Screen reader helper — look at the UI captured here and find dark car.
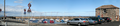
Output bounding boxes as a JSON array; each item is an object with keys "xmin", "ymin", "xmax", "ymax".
[
  {"xmin": 101, "ymin": 17, "xmax": 111, "ymax": 22},
  {"xmin": 89, "ymin": 17, "xmax": 104, "ymax": 24}
]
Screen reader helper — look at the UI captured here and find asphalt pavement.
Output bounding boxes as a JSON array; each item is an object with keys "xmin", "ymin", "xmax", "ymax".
[
  {"xmin": 0, "ymin": 19, "xmax": 120, "ymax": 26},
  {"xmin": 35, "ymin": 21, "xmax": 120, "ymax": 26}
]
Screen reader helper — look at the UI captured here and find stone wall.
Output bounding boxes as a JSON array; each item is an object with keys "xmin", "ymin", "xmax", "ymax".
[{"xmin": 96, "ymin": 8, "xmax": 119, "ymax": 21}]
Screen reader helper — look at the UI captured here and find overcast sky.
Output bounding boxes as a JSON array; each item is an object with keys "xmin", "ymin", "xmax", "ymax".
[{"xmin": 0, "ymin": 0, "xmax": 120, "ymax": 16}]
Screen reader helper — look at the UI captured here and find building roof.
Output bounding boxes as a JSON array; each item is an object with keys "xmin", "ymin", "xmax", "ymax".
[{"xmin": 96, "ymin": 5, "xmax": 119, "ymax": 10}]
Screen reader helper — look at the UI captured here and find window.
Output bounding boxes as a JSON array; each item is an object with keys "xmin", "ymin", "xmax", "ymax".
[
  {"xmin": 103, "ymin": 9, "xmax": 107, "ymax": 13},
  {"xmin": 74, "ymin": 19, "xmax": 79, "ymax": 21},
  {"xmin": 88, "ymin": 18, "xmax": 92, "ymax": 20},
  {"xmin": 86, "ymin": 19, "xmax": 88, "ymax": 20},
  {"xmin": 71, "ymin": 19, "xmax": 74, "ymax": 21},
  {"xmin": 80, "ymin": 18, "xmax": 86, "ymax": 20},
  {"xmin": 91, "ymin": 18, "xmax": 98, "ymax": 20}
]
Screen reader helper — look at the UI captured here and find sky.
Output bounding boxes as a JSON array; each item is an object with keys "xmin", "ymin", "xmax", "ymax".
[{"xmin": 0, "ymin": 0, "xmax": 120, "ymax": 16}]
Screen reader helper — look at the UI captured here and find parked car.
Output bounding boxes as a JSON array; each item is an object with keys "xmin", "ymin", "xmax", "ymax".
[
  {"xmin": 89, "ymin": 17, "xmax": 104, "ymax": 24},
  {"xmin": 85, "ymin": 18, "xmax": 98, "ymax": 24},
  {"xmin": 67, "ymin": 18, "xmax": 89, "ymax": 26},
  {"xmin": 101, "ymin": 17, "xmax": 112, "ymax": 22}
]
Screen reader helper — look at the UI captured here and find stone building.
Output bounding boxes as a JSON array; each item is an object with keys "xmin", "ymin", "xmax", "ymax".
[{"xmin": 96, "ymin": 5, "xmax": 119, "ymax": 21}]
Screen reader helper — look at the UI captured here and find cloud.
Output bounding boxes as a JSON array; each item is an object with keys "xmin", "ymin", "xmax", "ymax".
[{"xmin": 14, "ymin": 0, "xmax": 23, "ymax": 3}]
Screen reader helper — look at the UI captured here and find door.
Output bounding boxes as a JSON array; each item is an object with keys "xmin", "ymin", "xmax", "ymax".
[
  {"xmin": 73, "ymin": 18, "xmax": 80, "ymax": 24},
  {"xmin": 69, "ymin": 19, "xmax": 75, "ymax": 24}
]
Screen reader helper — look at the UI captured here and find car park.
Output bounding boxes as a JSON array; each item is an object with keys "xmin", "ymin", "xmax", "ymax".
[
  {"xmin": 101, "ymin": 17, "xmax": 112, "ymax": 22},
  {"xmin": 89, "ymin": 17, "xmax": 104, "ymax": 24},
  {"xmin": 85, "ymin": 18, "xmax": 98, "ymax": 24},
  {"xmin": 67, "ymin": 18, "xmax": 89, "ymax": 26}
]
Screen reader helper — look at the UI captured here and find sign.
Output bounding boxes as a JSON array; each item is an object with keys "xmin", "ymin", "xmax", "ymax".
[
  {"xmin": 24, "ymin": 12, "xmax": 26, "ymax": 14},
  {"xmin": 24, "ymin": 9, "xmax": 26, "ymax": 12},
  {"xmin": 27, "ymin": 3, "xmax": 32, "ymax": 12},
  {"xmin": 97, "ymin": 15, "xmax": 100, "ymax": 17},
  {"xmin": 27, "ymin": 9, "xmax": 31, "ymax": 12},
  {"xmin": 28, "ymin": 3, "xmax": 31, "ymax": 7},
  {"xmin": 24, "ymin": 9, "xmax": 26, "ymax": 14}
]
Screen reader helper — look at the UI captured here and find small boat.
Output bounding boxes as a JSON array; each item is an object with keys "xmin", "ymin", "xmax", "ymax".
[
  {"xmin": 38, "ymin": 19, "xmax": 42, "ymax": 23},
  {"xmin": 55, "ymin": 18, "xmax": 60, "ymax": 22},
  {"xmin": 30, "ymin": 18, "xmax": 36, "ymax": 20},
  {"xmin": 50, "ymin": 18, "xmax": 54, "ymax": 23},
  {"xmin": 41, "ymin": 18, "xmax": 44, "ymax": 21},
  {"xmin": 61, "ymin": 18, "xmax": 65, "ymax": 22},
  {"xmin": 50, "ymin": 18, "xmax": 54, "ymax": 20},
  {"xmin": 42, "ymin": 19, "xmax": 48, "ymax": 23},
  {"xmin": 18, "ymin": 18, "xmax": 21, "ymax": 20},
  {"xmin": 64, "ymin": 18, "xmax": 69, "ymax": 22}
]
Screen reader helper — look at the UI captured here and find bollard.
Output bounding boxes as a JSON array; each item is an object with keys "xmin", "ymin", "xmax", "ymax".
[
  {"xmin": 28, "ymin": 19, "xmax": 30, "ymax": 26},
  {"xmin": 5, "ymin": 22, "xmax": 7, "ymax": 26}
]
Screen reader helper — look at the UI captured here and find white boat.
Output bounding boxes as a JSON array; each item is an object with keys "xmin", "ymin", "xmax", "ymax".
[
  {"xmin": 64, "ymin": 18, "xmax": 69, "ymax": 22},
  {"xmin": 61, "ymin": 18, "xmax": 69, "ymax": 22},
  {"xmin": 30, "ymin": 18, "xmax": 36, "ymax": 20},
  {"xmin": 41, "ymin": 18, "xmax": 44, "ymax": 21},
  {"xmin": 25, "ymin": 19, "xmax": 29, "ymax": 22},
  {"xmin": 38, "ymin": 19, "xmax": 42, "ymax": 23},
  {"xmin": 50, "ymin": 18, "xmax": 54, "ymax": 20},
  {"xmin": 55, "ymin": 18, "xmax": 60, "ymax": 22}
]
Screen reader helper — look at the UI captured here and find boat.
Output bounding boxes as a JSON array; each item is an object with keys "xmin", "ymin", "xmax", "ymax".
[
  {"xmin": 55, "ymin": 18, "xmax": 60, "ymax": 22},
  {"xmin": 50, "ymin": 18, "xmax": 54, "ymax": 23}
]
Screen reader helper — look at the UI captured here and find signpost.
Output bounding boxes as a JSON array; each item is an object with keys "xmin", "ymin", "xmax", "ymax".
[{"xmin": 27, "ymin": 3, "xmax": 32, "ymax": 26}]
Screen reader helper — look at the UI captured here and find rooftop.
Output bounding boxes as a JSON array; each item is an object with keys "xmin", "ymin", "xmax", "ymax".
[{"xmin": 96, "ymin": 5, "xmax": 119, "ymax": 10}]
